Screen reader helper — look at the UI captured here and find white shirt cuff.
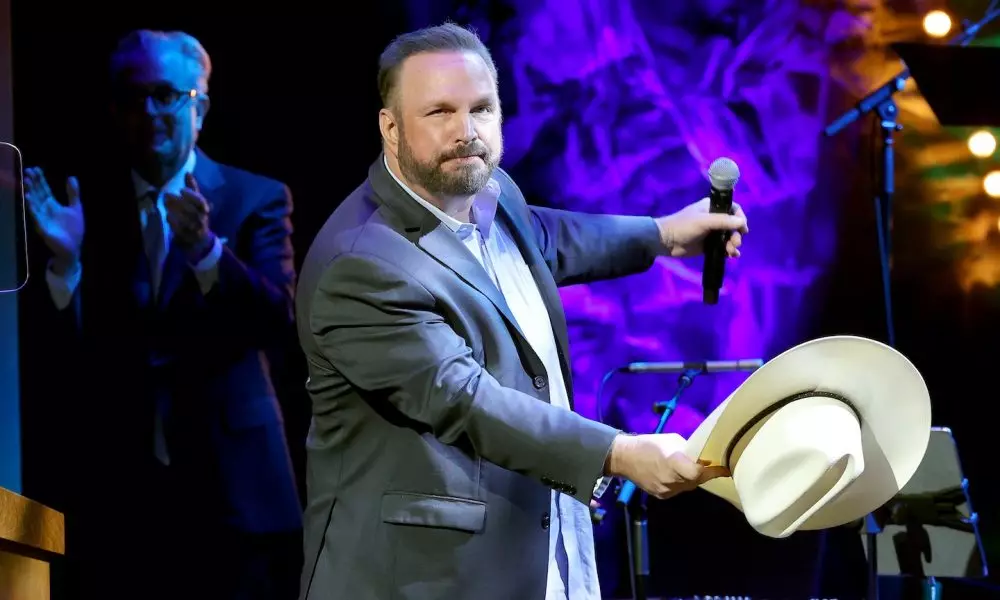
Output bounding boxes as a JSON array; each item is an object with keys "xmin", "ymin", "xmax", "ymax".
[
  {"xmin": 593, "ymin": 475, "xmax": 612, "ymax": 499},
  {"xmin": 191, "ymin": 234, "xmax": 223, "ymax": 272},
  {"xmin": 190, "ymin": 235, "xmax": 223, "ymax": 295},
  {"xmin": 45, "ymin": 258, "xmax": 81, "ymax": 311}
]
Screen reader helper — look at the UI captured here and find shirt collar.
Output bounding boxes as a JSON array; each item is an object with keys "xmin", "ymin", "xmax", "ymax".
[
  {"xmin": 383, "ymin": 154, "xmax": 501, "ymax": 239},
  {"xmin": 132, "ymin": 148, "xmax": 197, "ymax": 200}
]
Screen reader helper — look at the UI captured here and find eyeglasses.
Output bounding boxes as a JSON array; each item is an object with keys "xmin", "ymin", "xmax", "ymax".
[{"xmin": 114, "ymin": 84, "xmax": 203, "ymax": 115}]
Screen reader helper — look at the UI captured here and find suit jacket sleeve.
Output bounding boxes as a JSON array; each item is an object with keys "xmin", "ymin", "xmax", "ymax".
[
  {"xmin": 491, "ymin": 168, "xmax": 663, "ymax": 286},
  {"xmin": 310, "ymin": 251, "xmax": 620, "ymax": 505},
  {"xmin": 206, "ymin": 184, "xmax": 295, "ymax": 342},
  {"xmin": 529, "ymin": 206, "xmax": 663, "ymax": 287}
]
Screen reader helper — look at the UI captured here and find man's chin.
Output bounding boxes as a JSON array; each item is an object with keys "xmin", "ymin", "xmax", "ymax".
[{"xmin": 441, "ymin": 177, "xmax": 491, "ymax": 197}]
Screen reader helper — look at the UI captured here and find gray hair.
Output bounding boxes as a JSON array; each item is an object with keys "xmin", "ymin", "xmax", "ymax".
[{"xmin": 110, "ymin": 30, "xmax": 212, "ymax": 93}]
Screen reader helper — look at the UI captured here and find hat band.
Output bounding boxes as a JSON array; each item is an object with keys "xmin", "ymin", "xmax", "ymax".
[{"xmin": 723, "ymin": 390, "xmax": 862, "ymax": 470}]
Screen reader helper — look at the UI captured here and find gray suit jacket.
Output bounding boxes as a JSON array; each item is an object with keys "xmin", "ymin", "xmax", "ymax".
[{"xmin": 296, "ymin": 155, "xmax": 663, "ymax": 600}]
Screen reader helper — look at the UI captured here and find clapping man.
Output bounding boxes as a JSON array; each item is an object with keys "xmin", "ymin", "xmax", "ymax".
[{"xmin": 24, "ymin": 30, "xmax": 301, "ymax": 600}]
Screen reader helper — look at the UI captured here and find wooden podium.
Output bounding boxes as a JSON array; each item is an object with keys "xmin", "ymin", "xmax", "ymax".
[{"xmin": 0, "ymin": 486, "xmax": 64, "ymax": 600}]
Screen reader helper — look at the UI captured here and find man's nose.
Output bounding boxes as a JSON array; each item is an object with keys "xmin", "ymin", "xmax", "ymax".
[{"xmin": 455, "ymin": 114, "xmax": 477, "ymax": 143}]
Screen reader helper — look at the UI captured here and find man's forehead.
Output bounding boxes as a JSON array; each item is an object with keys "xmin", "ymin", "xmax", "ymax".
[{"xmin": 398, "ymin": 51, "xmax": 495, "ymax": 102}]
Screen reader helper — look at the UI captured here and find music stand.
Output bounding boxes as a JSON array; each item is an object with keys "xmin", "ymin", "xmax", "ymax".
[
  {"xmin": 891, "ymin": 43, "xmax": 1000, "ymax": 127},
  {"xmin": 861, "ymin": 427, "xmax": 988, "ymax": 598}
]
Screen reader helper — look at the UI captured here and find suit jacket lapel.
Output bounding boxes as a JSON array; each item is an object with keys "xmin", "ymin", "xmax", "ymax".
[
  {"xmin": 417, "ymin": 225, "xmax": 531, "ymax": 343},
  {"xmin": 158, "ymin": 148, "xmax": 226, "ymax": 308},
  {"xmin": 368, "ymin": 156, "xmax": 531, "ymax": 347}
]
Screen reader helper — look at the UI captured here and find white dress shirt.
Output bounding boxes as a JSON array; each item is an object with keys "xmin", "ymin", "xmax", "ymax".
[
  {"xmin": 385, "ymin": 158, "xmax": 603, "ymax": 600},
  {"xmin": 45, "ymin": 149, "xmax": 224, "ymax": 310}
]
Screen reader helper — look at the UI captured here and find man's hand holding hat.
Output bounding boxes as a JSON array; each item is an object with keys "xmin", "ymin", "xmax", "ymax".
[{"xmin": 606, "ymin": 433, "xmax": 730, "ymax": 500}]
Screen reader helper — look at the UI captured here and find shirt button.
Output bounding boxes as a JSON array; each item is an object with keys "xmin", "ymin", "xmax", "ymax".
[
  {"xmin": 541, "ymin": 513, "xmax": 550, "ymax": 530},
  {"xmin": 533, "ymin": 375, "xmax": 547, "ymax": 390}
]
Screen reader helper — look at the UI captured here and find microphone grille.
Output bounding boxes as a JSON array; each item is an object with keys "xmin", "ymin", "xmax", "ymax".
[{"xmin": 708, "ymin": 157, "xmax": 740, "ymax": 191}]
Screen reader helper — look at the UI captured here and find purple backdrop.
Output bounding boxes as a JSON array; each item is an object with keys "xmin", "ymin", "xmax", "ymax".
[{"xmin": 454, "ymin": 0, "xmax": 857, "ymax": 437}]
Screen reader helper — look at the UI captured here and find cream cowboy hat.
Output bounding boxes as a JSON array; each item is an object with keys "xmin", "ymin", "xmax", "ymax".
[{"xmin": 685, "ymin": 335, "xmax": 932, "ymax": 538}]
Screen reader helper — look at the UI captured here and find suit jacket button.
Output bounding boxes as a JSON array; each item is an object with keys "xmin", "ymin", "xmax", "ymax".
[
  {"xmin": 541, "ymin": 513, "xmax": 550, "ymax": 530},
  {"xmin": 533, "ymin": 375, "xmax": 547, "ymax": 390}
]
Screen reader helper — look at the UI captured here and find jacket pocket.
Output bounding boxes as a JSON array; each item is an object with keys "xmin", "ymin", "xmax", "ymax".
[{"xmin": 381, "ymin": 492, "xmax": 486, "ymax": 533}]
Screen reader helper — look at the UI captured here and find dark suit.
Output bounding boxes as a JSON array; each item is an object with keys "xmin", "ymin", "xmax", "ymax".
[
  {"xmin": 49, "ymin": 149, "xmax": 302, "ymax": 599},
  {"xmin": 295, "ymin": 156, "xmax": 663, "ymax": 599}
]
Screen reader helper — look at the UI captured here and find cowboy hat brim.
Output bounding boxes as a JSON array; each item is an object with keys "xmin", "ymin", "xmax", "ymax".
[{"xmin": 685, "ymin": 335, "xmax": 932, "ymax": 534}]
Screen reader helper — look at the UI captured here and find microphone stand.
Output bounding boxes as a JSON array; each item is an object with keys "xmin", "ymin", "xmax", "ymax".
[
  {"xmin": 824, "ymin": 8, "xmax": 1000, "ymax": 347},
  {"xmin": 616, "ymin": 368, "xmax": 703, "ymax": 600},
  {"xmin": 824, "ymin": 65, "xmax": 905, "ymax": 348},
  {"xmin": 824, "ymin": 9, "xmax": 1000, "ymax": 599}
]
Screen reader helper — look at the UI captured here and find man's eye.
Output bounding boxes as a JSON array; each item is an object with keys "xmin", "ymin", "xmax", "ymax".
[{"xmin": 153, "ymin": 89, "xmax": 180, "ymax": 104}]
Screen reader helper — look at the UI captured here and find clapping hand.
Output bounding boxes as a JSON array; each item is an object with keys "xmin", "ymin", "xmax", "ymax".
[
  {"xmin": 24, "ymin": 167, "xmax": 84, "ymax": 273},
  {"xmin": 164, "ymin": 173, "xmax": 214, "ymax": 259}
]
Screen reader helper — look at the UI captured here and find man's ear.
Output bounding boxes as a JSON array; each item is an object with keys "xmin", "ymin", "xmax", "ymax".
[
  {"xmin": 195, "ymin": 95, "xmax": 211, "ymax": 131},
  {"xmin": 379, "ymin": 108, "xmax": 399, "ymax": 153}
]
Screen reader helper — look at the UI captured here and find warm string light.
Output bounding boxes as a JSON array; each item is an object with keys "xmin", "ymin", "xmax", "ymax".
[
  {"xmin": 911, "ymin": 10, "xmax": 1000, "ymax": 289},
  {"xmin": 968, "ymin": 132, "xmax": 1000, "ymax": 226},
  {"xmin": 923, "ymin": 10, "xmax": 952, "ymax": 37},
  {"xmin": 982, "ymin": 171, "xmax": 1000, "ymax": 198},
  {"xmin": 968, "ymin": 130, "xmax": 997, "ymax": 158}
]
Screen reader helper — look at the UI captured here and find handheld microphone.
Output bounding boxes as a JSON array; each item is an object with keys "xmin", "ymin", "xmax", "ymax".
[
  {"xmin": 702, "ymin": 157, "xmax": 740, "ymax": 305},
  {"xmin": 624, "ymin": 359, "xmax": 763, "ymax": 374}
]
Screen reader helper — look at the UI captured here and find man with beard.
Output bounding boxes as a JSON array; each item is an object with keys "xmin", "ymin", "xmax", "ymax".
[
  {"xmin": 295, "ymin": 22, "xmax": 747, "ymax": 600},
  {"xmin": 23, "ymin": 30, "xmax": 302, "ymax": 599}
]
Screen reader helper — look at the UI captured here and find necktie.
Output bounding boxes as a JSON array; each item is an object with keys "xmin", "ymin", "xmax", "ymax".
[
  {"xmin": 140, "ymin": 191, "xmax": 171, "ymax": 464},
  {"xmin": 141, "ymin": 192, "xmax": 166, "ymax": 297}
]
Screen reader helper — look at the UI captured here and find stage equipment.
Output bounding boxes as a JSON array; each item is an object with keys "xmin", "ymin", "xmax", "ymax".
[
  {"xmin": 596, "ymin": 359, "xmax": 761, "ymax": 600},
  {"xmin": 824, "ymin": 6, "xmax": 1000, "ymax": 347},
  {"xmin": 623, "ymin": 360, "xmax": 763, "ymax": 374},
  {"xmin": 825, "ymin": 6, "xmax": 1000, "ymax": 597},
  {"xmin": 862, "ymin": 427, "xmax": 987, "ymax": 600}
]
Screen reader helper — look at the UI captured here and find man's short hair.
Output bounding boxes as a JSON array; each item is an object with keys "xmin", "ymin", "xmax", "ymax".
[
  {"xmin": 109, "ymin": 30, "xmax": 212, "ymax": 93},
  {"xmin": 377, "ymin": 22, "xmax": 498, "ymax": 111}
]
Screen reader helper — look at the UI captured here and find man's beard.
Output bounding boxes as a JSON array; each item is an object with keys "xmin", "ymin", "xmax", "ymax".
[{"xmin": 398, "ymin": 129, "xmax": 502, "ymax": 197}]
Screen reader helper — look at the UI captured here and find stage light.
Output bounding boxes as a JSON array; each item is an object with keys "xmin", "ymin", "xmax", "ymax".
[
  {"xmin": 923, "ymin": 10, "xmax": 952, "ymax": 37},
  {"xmin": 984, "ymin": 171, "xmax": 1000, "ymax": 197},
  {"xmin": 968, "ymin": 130, "xmax": 997, "ymax": 158}
]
